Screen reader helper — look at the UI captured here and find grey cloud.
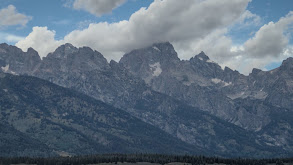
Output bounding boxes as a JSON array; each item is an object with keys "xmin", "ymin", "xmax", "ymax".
[
  {"xmin": 173, "ymin": 11, "xmax": 293, "ymax": 75},
  {"xmin": 73, "ymin": 0, "xmax": 126, "ymax": 17},
  {"xmin": 62, "ymin": 0, "xmax": 250, "ymax": 58}
]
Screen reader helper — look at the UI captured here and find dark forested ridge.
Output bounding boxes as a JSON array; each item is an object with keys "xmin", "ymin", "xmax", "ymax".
[
  {"xmin": 0, "ymin": 154, "xmax": 292, "ymax": 165},
  {"xmin": 0, "ymin": 72, "xmax": 199, "ymax": 156}
]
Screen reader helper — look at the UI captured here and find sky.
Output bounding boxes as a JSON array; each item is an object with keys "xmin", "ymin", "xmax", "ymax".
[{"xmin": 0, "ymin": 0, "xmax": 293, "ymax": 75}]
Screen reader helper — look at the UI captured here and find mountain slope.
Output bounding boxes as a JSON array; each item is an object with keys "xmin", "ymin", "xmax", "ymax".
[
  {"xmin": 0, "ymin": 72, "xmax": 201, "ymax": 156},
  {"xmin": 0, "ymin": 43, "xmax": 292, "ymax": 157},
  {"xmin": 119, "ymin": 42, "xmax": 293, "ymax": 154},
  {"xmin": 0, "ymin": 121, "xmax": 53, "ymax": 157},
  {"xmin": 119, "ymin": 42, "xmax": 270, "ymax": 131}
]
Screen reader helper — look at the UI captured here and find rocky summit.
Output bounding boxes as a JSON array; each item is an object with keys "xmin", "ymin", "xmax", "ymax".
[{"xmin": 0, "ymin": 42, "xmax": 293, "ymax": 158}]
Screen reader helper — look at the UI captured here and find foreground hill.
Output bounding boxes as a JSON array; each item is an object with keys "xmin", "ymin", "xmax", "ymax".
[{"xmin": 0, "ymin": 72, "xmax": 199, "ymax": 156}]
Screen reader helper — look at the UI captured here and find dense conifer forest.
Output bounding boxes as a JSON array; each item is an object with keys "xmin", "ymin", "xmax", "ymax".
[{"xmin": 0, "ymin": 154, "xmax": 292, "ymax": 165}]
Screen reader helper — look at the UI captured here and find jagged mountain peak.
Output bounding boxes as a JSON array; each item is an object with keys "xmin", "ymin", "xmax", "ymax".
[
  {"xmin": 151, "ymin": 41, "xmax": 173, "ymax": 50},
  {"xmin": 189, "ymin": 51, "xmax": 223, "ymax": 76},
  {"xmin": 109, "ymin": 60, "xmax": 121, "ymax": 71},
  {"xmin": 26, "ymin": 47, "xmax": 40, "ymax": 57},
  {"xmin": 55, "ymin": 44, "xmax": 103, "ymax": 56},
  {"xmin": 196, "ymin": 51, "xmax": 210, "ymax": 61},
  {"xmin": 249, "ymin": 68, "xmax": 263, "ymax": 76},
  {"xmin": 121, "ymin": 42, "xmax": 179, "ymax": 65},
  {"xmin": 0, "ymin": 43, "xmax": 23, "ymax": 53},
  {"xmin": 223, "ymin": 66, "xmax": 241, "ymax": 74},
  {"xmin": 119, "ymin": 42, "xmax": 181, "ymax": 84},
  {"xmin": 64, "ymin": 43, "xmax": 74, "ymax": 47},
  {"xmin": 189, "ymin": 51, "xmax": 219, "ymax": 65},
  {"xmin": 59, "ymin": 43, "xmax": 76, "ymax": 50},
  {"xmin": 41, "ymin": 44, "xmax": 110, "ymax": 73},
  {"xmin": 151, "ymin": 42, "xmax": 179, "ymax": 60},
  {"xmin": 27, "ymin": 47, "xmax": 37, "ymax": 53},
  {"xmin": 280, "ymin": 57, "xmax": 293, "ymax": 70},
  {"xmin": 224, "ymin": 66, "xmax": 232, "ymax": 72},
  {"xmin": 77, "ymin": 46, "xmax": 96, "ymax": 54},
  {"xmin": 50, "ymin": 43, "xmax": 78, "ymax": 58},
  {"xmin": 0, "ymin": 44, "xmax": 40, "ymax": 61},
  {"xmin": 47, "ymin": 44, "xmax": 107, "ymax": 64},
  {"xmin": 109, "ymin": 59, "xmax": 118, "ymax": 66},
  {"xmin": 0, "ymin": 43, "xmax": 9, "ymax": 47}
]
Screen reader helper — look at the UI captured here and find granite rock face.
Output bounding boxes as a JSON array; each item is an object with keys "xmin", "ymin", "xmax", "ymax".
[
  {"xmin": 0, "ymin": 42, "xmax": 293, "ymax": 157},
  {"xmin": 120, "ymin": 42, "xmax": 293, "ymax": 153},
  {"xmin": 0, "ymin": 43, "xmax": 41, "ymax": 75},
  {"xmin": 120, "ymin": 43, "xmax": 271, "ymax": 131}
]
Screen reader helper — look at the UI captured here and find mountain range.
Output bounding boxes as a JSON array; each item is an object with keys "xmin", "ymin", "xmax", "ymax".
[{"xmin": 0, "ymin": 42, "xmax": 292, "ymax": 158}]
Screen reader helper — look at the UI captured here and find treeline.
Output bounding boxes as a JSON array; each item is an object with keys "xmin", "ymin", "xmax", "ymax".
[{"xmin": 0, "ymin": 153, "xmax": 292, "ymax": 165}]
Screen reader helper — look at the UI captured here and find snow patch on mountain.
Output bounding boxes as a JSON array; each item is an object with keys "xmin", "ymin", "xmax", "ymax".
[
  {"xmin": 211, "ymin": 78, "xmax": 232, "ymax": 87},
  {"xmin": 1, "ymin": 64, "xmax": 17, "ymax": 75},
  {"xmin": 149, "ymin": 62, "xmax": 162, "ymax": 77},
  {"xmin": 153, "ymin": 46, "xmax": 160, "ymax": 52},
  {"xmin": 207, "ymin": 59, "xmax": 216, "ymax": 64},
  {"xmin": 1, "ymin": 64, "xmax": 9, "ymax": 72},
  {"xmin": 211, "ymin": 78, "xmax": 221, "ymax": 84}
]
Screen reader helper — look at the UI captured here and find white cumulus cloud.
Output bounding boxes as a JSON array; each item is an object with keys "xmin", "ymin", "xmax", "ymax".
[
  {"xmin": 16, "ymin": 27, "xmax": 62, "ymax": 58},
  {"xmin": 72, "ymin": 0, "xmax": 126, "ymax": 17},
  {"xmin": 0, "ymin": 5, "xmax": 32, "ymax": 27},
  {"xmin": 196, "ymin": 11, "xmax": 293, "ymax": 74},
  {"xmin": 244, "ymin": 12, "xmax": 293, "ymax": 58},
  {"xmin": 0, "ymin": 32, "xmax": 25, "ymax": 43},
  {"xmin": 17, "ymin": 0, "xmax": 251, "ymax": 61},
  {"xmin": 5, "ymin": 34, "xmax": 24, "ymax": 43},
  {"xmin": 229, "ymin": 12, "xmax": 293, "ymax": 74},
  {"xmin": 16, "ymin": 0, "xmax": 293, "ymax": 74},
  {"xmin": 234, "ymin": 10, "xmax": 262, "ymax": 28}
]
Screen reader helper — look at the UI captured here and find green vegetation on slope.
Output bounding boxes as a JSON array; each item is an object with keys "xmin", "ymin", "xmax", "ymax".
[{"xmin": 0, "ymin": 73, "xmax": 197, "ymax": 156}]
